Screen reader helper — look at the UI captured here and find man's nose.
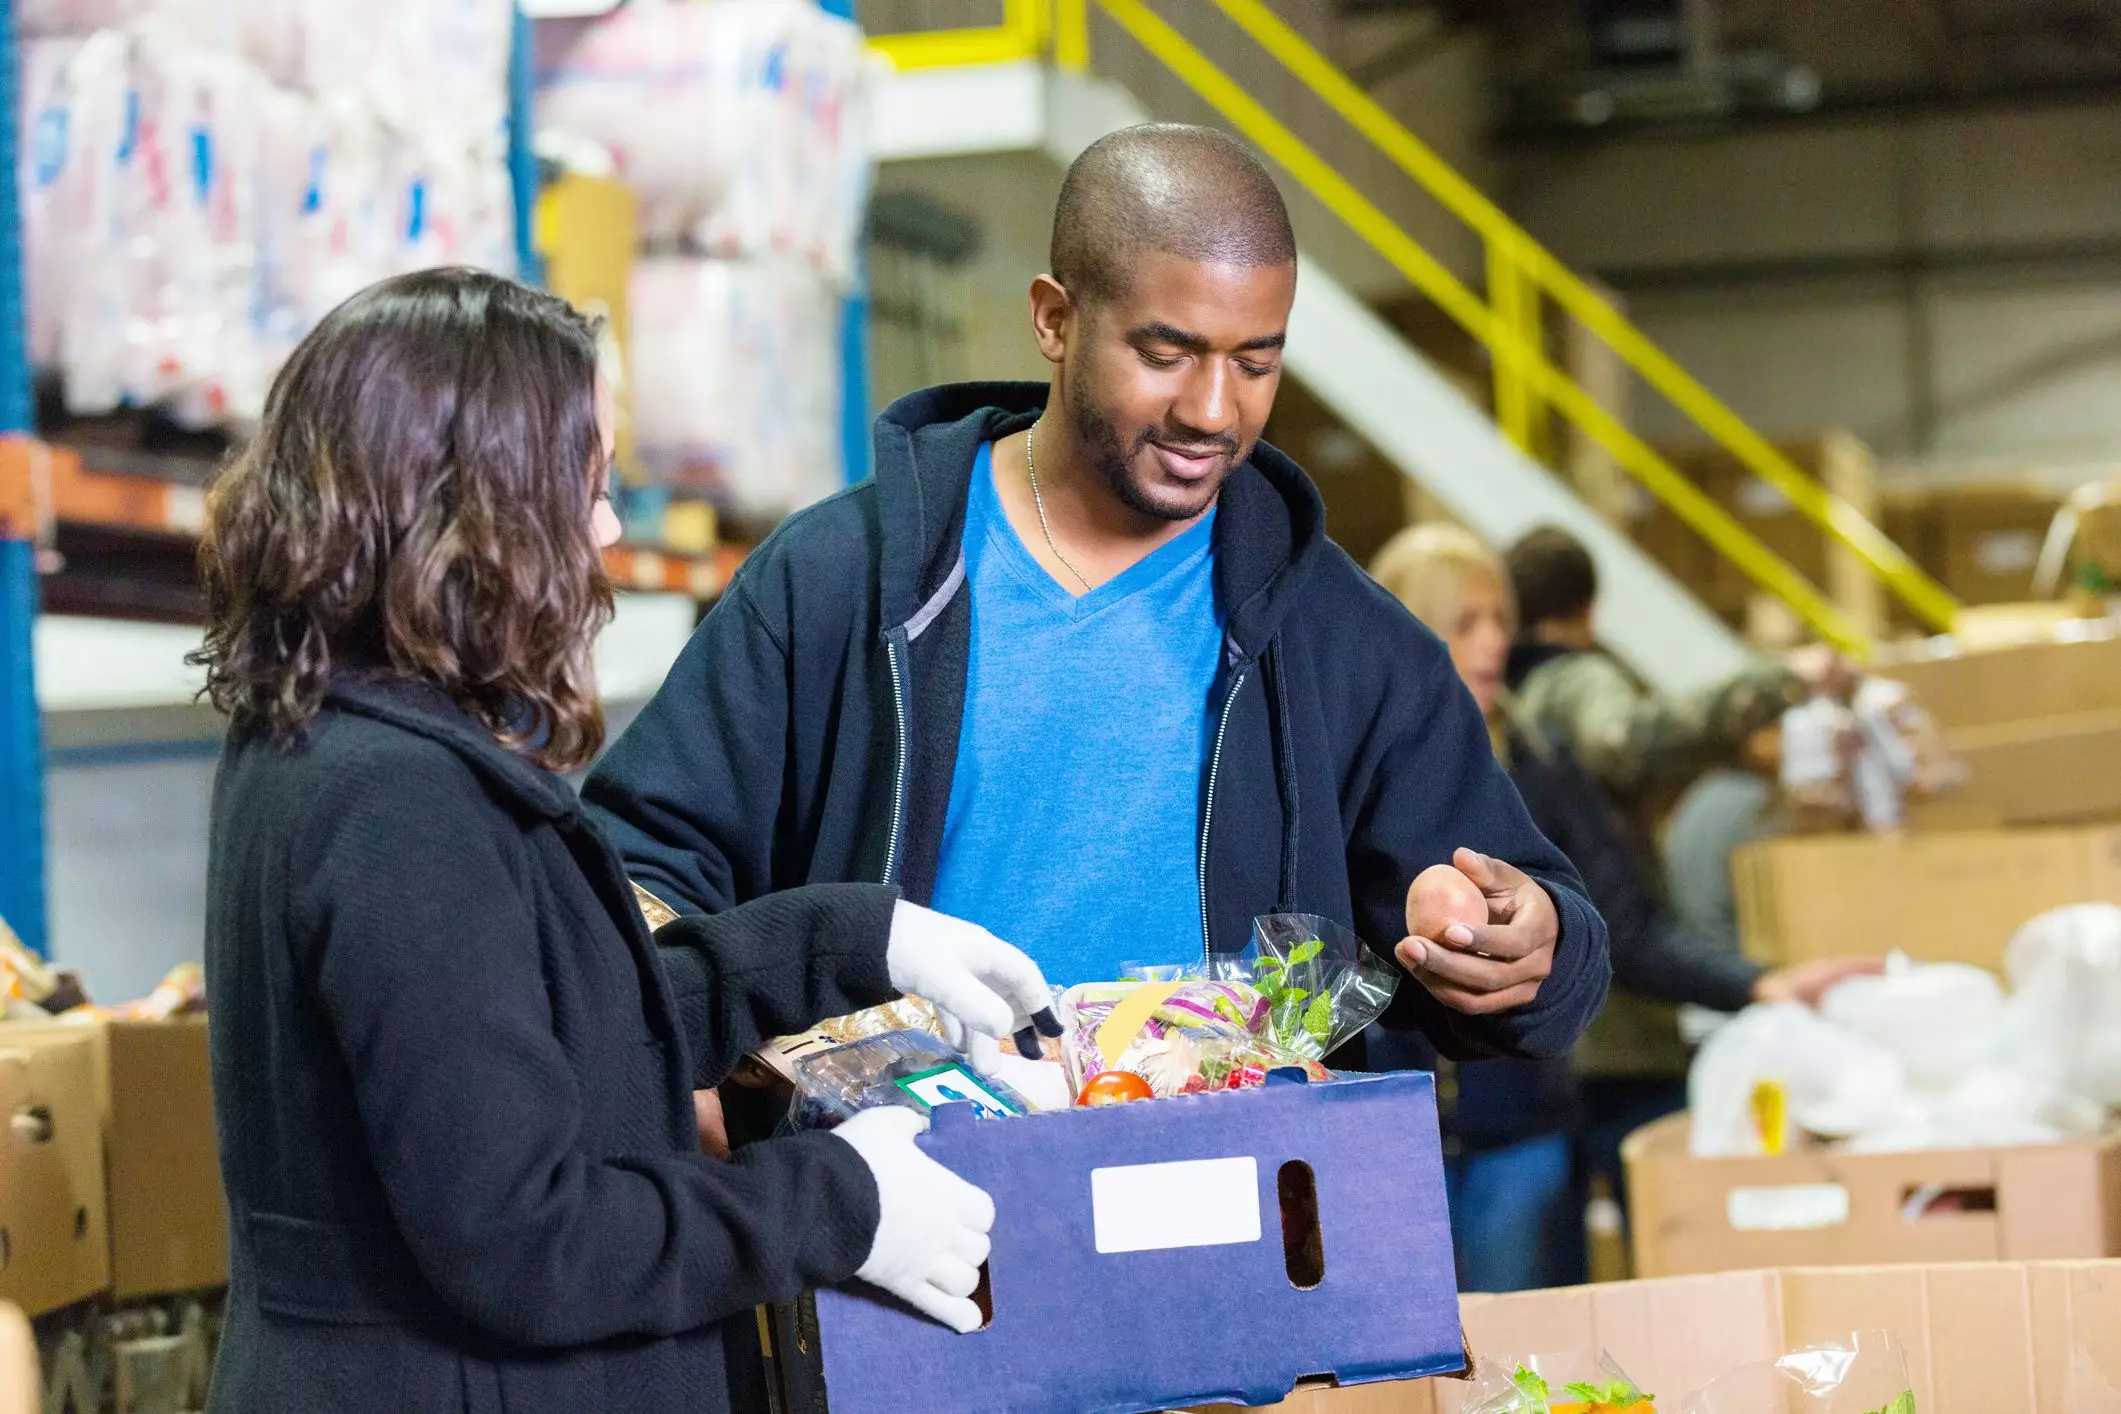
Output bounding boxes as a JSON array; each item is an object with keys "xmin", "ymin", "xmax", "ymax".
[{"xmin": 1172, "ymin": 361, "xmax": 1236, "ymax": 438}]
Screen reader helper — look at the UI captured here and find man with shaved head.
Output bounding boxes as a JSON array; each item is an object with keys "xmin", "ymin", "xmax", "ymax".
[{"xmin": 588, "ymin": 124, "xmax": 1609, "ymax": 1099}]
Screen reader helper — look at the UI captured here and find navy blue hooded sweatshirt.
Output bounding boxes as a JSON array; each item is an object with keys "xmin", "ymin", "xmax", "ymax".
[{"xmin": 584, "ymin": 383, "xmax": 1610, "ymax": 1061}]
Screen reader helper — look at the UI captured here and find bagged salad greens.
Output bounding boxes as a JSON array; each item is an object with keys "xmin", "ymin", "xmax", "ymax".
[
  {"xmin": 1207, "ymin": 913, "xmax": 1399, "ymax": 1062},
  {"xmin": 1462, "ymin": 1352, "xmax": 1653, "ymax": 1412},
  {"xmin": 1672, "ymin": 1332, "xmax": 1913, "ymax": 1414}
]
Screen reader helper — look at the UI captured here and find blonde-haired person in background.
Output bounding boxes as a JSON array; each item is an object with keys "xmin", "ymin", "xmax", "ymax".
[{"xmin": 1368, "ymin": 524, "xmax": 1875, "ymax": 1291}]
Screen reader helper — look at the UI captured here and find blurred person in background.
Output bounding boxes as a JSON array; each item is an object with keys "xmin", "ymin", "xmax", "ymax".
[
  {"xmin": 586, "ymin": 124, "xmax": 1613, "ymax": 1098},
  {"xmin": 194, "ymin": 269, "xmax": 1058, "ymax": 1414},
  {"xmin": 1369, "ymin": 524, "xmax": 1874, "ymax": 1291},
  {"xmin": 1501, "ymin": 525, "xmax": 1864, "ymax": 1241}
]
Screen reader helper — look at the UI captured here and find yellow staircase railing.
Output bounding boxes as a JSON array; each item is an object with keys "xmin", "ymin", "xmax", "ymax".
[{"xmin": 865, "ymin": 1, "xmax": 1961, "ymax": 656}]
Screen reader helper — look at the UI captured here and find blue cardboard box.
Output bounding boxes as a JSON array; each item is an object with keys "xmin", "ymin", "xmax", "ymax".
[{"xmin": 783, "ymin": 1070, "xmax": 1464, "ymax": 1413}]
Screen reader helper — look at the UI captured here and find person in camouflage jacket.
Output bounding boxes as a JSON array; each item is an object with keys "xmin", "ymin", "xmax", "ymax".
[{"xmin": 1501, "ymin": 526, "xmax": 1856, "ymax": 1245}]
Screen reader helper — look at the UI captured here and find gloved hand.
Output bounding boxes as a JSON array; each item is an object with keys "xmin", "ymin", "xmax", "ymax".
[
  {"xmin": 887, "ymin": 900, "xmax": 1063, "ymax": 1059},
  {"xmin": 965, "ymin": 1032, "xmax": 1074, "ymax": 1112},
  {"xmin": 833, "ymin": 1106, "xmax": 995, "ymax": 1333}
]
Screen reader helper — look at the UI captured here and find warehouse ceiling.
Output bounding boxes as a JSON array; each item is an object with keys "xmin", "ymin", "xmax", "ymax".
[{"xmin": 1335, "ymin": 0, "xmax": 2121, "ymax": 135}]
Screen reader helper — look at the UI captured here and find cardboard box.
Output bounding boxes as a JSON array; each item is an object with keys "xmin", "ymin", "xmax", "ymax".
[
  {"xmin": 0, "ymin": 1030, "xmax": 110, "ymax": 1315},
  {"xmin": 1623, "ymin": 1114, "xmax": 2121, "ymax": 1280},
  {"xmin": 1732, "ymin": 824, "xmax": 2121, "ymax": 970},
  {"xmin": 769, "ymin": 1072, "xmax": 1464, "ymax": 1413},
  {"xmin": 104, "ymin": 1018, "xmax": 226, "ymax": 1299},
  {"xmin": 1938, "ymin": 484, "xmax": 2063, "ymax": 606},
  {"xmin": 1431, "ymin": 1260, "xmax": 2121, "ymax": 1414},
  {"xmin": 1880, "ymin": 630, "xmax": 2121, "ymax": 732},
  {"xmin": 0, "ymin": 1017, "xmax": 226, "ymax": 1300},
  {"xmin": 1869, "ymin": 632, "xmax": 2121, "ymax": 828},
  {"xmin": 1905, "ymin": 710, "xmax": 2121, "ymax": 830}
]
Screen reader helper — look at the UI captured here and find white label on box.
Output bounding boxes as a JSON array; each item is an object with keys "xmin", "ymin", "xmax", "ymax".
[
  {"xmin": 1975, "ymin": 530, "xmax": 2041, "ymax": 575},
  {"xmin": 1738, "ymin": 477, "xmax": 1793, "ymax": 517},
  {"xmin": 1090, "ymin": 1156, "xmax": 1262, "ymax": 1255},
  {"xmin": 1727, "ymin": 1183, "xmax": 1850, "ymax": 1232}
]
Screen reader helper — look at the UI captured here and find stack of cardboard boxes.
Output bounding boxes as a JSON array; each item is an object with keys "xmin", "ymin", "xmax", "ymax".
[
  {"xmin": 0, "ymin": 1017, "xmax": 226, "ymax": 1320},
  {"xmin": 1630, "ymin": 628, "xmax": 2121, "ymax": 1283}
]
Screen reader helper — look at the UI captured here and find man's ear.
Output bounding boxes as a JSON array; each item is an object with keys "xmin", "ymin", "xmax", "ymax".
[{"xmin": 1028, "ymin": 274, "xmax": 1073, "ymax": 365}]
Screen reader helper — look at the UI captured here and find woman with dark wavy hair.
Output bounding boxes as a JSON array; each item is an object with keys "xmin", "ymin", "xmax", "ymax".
[{"xmin": 198, "ymin": 268, "xmax": 1057, "ymax": 1414}]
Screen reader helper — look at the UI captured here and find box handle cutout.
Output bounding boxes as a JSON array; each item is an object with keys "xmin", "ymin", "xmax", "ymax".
[
  {"xmin": 1900, "ymin": 1183, "xmax": 1996, "ymax": 1221},
  {"xmin": 1277, "ymin": 1160, "xmax": 1324, "ymax": 1290},
  {"xmin": 972, "ymin": 1261, "xmax": 993, "ymax": 1331},
  {"xmin": 10, "ymin": 1105, "xmax": 51, "ymax": 1144}
]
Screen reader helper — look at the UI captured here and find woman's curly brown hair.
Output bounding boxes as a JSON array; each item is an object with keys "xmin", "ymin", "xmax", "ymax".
[{"xmin": 192, "ymin": 268, "xmax": 615, "ymax": 771}]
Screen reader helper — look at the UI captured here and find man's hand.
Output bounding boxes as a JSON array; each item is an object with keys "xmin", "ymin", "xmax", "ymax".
[
  {"xmin": 1395, "ymin": 848, "xmax": 1560, "ymax": 1015},
  {"xmin": 1752, "ymin": 954, "xmax": 1884, "ymax": 1007}
]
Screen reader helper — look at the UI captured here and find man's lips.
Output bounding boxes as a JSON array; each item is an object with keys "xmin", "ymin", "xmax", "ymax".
[{"xmin": 1147, "ymin": 442, "xmax": 1229, "ymax": 480}]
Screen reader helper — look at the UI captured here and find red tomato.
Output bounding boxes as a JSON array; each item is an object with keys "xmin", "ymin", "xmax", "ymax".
[{"xmin": 1074, "ymin": 1071, "xmax": 1155, "ymax": 1107}]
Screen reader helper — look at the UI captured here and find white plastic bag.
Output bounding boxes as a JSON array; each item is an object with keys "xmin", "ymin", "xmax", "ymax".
[
  {"xmin": 1687, "ymin": 1002, "xmax": 1908, "ymax": 1157},
  {"xmin": 1818, "ymin": 956, "xmax": 2005, "ymax": 1092},
  {"xmin": 1999, "ymin": 903, "xmax": 2121, "ymax": 1108}
]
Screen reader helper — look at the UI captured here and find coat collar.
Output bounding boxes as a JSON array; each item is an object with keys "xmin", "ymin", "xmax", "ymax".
[{"xmin": 324, "ymin": 677, "xmax": 581, "ymax": 824}]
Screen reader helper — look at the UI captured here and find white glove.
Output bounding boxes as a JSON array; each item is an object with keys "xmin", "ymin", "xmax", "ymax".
[
  {"xmin": 966, "ymin": 1032, "xmax": 1074, "ymax": 1113},
  {"xmin": 833, "ymin": 1106, "xmax": 995, "ymax": 1333},
  {"xmin": 887, "ymin": 900, "xmax": 1061, "ymax": 1058}
]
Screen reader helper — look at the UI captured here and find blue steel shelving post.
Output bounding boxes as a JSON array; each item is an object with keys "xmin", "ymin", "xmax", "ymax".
[
  {"xmin": 0, "ymin": 0, "xmax": 48, "ymax": 955},
  {"xmin": 817, "ymin": 0, "xmax": 870, "ymax": 485},
  {"xmin": 507, "ymin": 3, "xmax": 544, "ymax": 284}
]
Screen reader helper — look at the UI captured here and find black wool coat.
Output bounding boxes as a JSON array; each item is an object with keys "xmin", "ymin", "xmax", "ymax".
[{"xmin": 204, "ymin": 678, "xmax": 899, "ymax": 1413}]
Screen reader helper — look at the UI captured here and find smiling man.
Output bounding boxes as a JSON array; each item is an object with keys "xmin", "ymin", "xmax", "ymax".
[{"xmin": 585, "ymin": 124, "xmax": 1609, "ymax": 1067}]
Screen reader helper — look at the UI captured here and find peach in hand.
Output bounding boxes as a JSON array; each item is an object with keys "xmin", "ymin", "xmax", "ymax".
[{"xmin": 1406, "ymin": 863, "xmax": 1487, "ymax": 946}]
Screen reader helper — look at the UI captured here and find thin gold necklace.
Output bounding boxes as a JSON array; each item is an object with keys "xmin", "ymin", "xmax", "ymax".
[{"xmin": 1025, "ymin": 422, "xmax": 1094, "ymax": 593}]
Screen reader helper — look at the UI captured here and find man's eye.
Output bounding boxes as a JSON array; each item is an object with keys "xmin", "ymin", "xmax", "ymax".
[
  {"xmin": 1237, "ymin": 360, "xmax": 1278, "ymax": 378},
  {"xmin": 1140, "ymin": 350, "xmax": 1183, "ymax": 369}
]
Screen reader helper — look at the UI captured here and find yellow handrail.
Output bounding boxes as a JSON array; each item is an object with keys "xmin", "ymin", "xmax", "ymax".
[
  {"xmin": 1196, "ymin": 0, "xmax": 1958, "ymax": 637},
  {"xmin": 1091, "ymin": 0, "xmax": 1868, "ymax": 653},
  {"xmin": 867, "ymin": 0, "xmax": 1045, "ymax": 71}
]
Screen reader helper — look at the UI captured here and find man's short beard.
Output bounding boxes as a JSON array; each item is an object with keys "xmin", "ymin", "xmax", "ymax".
[{"xmin": 1067, "ymin": 360, "xmax": 1240, "ymax": 524}]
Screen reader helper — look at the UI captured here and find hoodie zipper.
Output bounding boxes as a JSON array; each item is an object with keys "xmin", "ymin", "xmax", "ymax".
[
  {"xmin": 1198, "ymin": 666, "xmax": 1248, "ymax": 962},
  {"xmin": 882, "ymin": 631, "xmax": 910, "ymax": 887}
]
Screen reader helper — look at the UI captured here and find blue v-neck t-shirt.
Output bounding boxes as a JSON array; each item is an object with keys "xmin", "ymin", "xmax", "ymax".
[{"xmin": 927, "ymin": 442, "xmax": 1226, "ymax": 984}]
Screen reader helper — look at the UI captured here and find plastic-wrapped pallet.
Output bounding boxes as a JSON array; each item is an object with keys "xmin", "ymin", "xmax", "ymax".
[
  {"xmin": 537, "ymin": 0, "xmax": 872, "ymax": 287},
  {"xmin": 630, "ymin": 255, "xmax": 843, "ymax": 521},
  {"xmin": 16, "ymin": 0, "xmax": 519, "ymax": 431}
]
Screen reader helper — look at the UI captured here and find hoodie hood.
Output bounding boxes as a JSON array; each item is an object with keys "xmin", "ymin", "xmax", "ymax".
[{"xmin": 870, "ymin": 381, "xmax": 1329, "ymax": 658}]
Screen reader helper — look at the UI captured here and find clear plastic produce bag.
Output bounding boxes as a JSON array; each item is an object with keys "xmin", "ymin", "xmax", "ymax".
[
  {"xmin": 1462, "ymin": 1351, "xmax": 1653, "ymax": 1411},
  {"xmin": 1205, "ymin": 913, "xmax": 1399, "ymax": 1062},
  {"xmin": 1673, "ymin": 1331, "xmax": 1912, "ymax": 1414}
]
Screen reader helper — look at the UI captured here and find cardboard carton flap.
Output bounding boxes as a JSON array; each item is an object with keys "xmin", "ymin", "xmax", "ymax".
[{"xmin": 814, "ymin": 1072, "xmax": 1464, "ymax": 1413}]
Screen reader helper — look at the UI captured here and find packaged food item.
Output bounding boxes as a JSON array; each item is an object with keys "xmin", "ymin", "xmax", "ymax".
[
  {"xmin": 1056, "ymin": 915, "xmax": 1398, "ymax": 1101},
  {"xmin": 1672, "ymin": 1331, "xmax": 1912, "ymax": 1414},
  {"xmin": 1463, "ymin": 1351, "xmax": 1654, "ymax": 1412},
  {"xmin": 789, "ymin": 1029, "xmax": 1031, "ymax": 1129},
  {"xmin": 1055, "ymin": 978, "xmax": 1321, "ymax": 1100}
]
